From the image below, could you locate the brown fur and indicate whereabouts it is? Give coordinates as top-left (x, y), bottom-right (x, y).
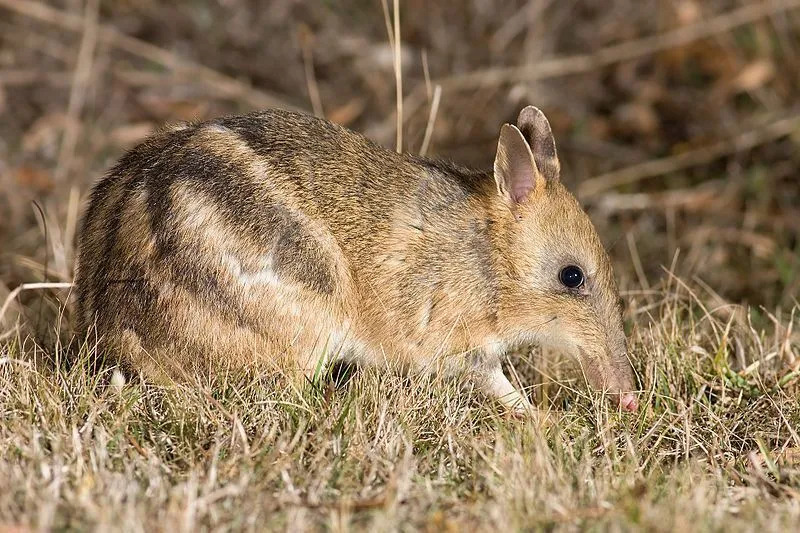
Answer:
top-left (74, 106), bottom-right (637, 411)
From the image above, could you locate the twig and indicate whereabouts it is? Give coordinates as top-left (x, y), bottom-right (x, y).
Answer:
top-left (579, 113), bottom-right (800, 198)
top-left (394, 0), bottom-right (403, 152)
top-left (421, 49), bottom-right (432, 99)
top-left (0, 0), bottom-right (300, 112)
top-left (0, 357), bottom-right (33, 368)
top-left (125, 431), bottom-right (149, 458)
top-left (54, 0), bottom-right (99, 184)
top-left (446, 1), bottom-right (800, 91)
top-left (627, 232), bottom-right (650, 293)
top-left (375, 0), bottom-right (800, 143)
top-left (0, 69), bottom-right (72, 85)
top-left (381, 0), bottom-right (404, 152)
top-left (419, 84), bottom-right (441, 157)
top-left (0, 282), bottom-right (75, 325)
top-left (299, 25), bottom-right (324, 118)
top-left (466, 0), bottom-right (800, 89)
top-left (590, 183), bottom-right (721, 212)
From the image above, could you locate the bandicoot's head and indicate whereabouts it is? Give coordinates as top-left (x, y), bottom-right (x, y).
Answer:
top-left (492, 106), bottom-right (638, 411)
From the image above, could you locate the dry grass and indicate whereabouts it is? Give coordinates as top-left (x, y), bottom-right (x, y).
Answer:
top-left (2, 0), bottom-right (800, 530)
top-left (1, 279), bottom-right (799, 530)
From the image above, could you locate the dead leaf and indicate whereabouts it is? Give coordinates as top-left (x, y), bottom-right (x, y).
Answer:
top-left (328, 98), bottom-right (365, 126)
top-left (732, 60), bottom-right (775, 92)
top-left (675, 1), bottom-right (701, 25)
top-left (109, 122), bottom-right (155, 147)
top-left (614, 102), bottom-right (660, 136)
top-left (14, 165), bottom-right (53, 193)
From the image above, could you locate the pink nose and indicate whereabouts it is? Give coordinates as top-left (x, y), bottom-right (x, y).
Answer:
top-left (619, 392), bottom-right (638, 412)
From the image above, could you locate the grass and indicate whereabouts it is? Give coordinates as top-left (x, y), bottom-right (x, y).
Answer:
top-left (1, 275), bottom-right (798, 531)
top-left (2, 0), bottom-right (800, 530)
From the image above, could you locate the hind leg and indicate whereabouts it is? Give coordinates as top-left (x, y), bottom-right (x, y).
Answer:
top-left (276, 322), bottom-right (354, 392)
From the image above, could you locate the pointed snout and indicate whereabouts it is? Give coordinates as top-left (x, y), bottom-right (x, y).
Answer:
top-left (605, 358), bottom-right (639, 412)
top-left (578, 347), bottom-right (639, 411)
top-left (617, 391), bottom-right (639, 412)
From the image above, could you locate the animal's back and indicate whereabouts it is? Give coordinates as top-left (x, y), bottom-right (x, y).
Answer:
top-left (77, 111), bottom-right (365, 379)
top-left (75, 110), bottom-right (494, 381)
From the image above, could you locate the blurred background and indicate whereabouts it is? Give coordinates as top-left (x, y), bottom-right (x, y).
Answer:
top-left (1, 0), bottom-right (799, 334)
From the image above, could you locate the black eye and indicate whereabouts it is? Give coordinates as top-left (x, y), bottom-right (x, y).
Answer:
top-left (559, 265), bottom-right (584, 289)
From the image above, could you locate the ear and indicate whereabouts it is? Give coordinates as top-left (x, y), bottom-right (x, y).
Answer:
top-left (516, 106), bottom-right (560, 182)
top-left (494, 124), bottom-right (541, 204)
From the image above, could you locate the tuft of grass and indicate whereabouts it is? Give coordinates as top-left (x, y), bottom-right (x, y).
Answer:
top-left (0, 277), bottom-right (798, 531)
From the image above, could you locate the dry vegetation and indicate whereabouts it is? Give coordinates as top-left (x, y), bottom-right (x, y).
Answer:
top-left (1, 0), bottom-right (799, 531)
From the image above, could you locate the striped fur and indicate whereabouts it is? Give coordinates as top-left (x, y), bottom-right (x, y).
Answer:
top-left (74, 107), bottom-right (636, 411)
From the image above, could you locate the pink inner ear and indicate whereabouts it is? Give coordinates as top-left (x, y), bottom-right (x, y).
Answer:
top-left (496, 124), bottom-right (538, 204)
top-left (512, 184), bottom-right (533, 203)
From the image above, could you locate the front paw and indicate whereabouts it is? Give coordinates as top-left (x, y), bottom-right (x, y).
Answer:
top-left (505, 402), bottom-right (552, 428)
